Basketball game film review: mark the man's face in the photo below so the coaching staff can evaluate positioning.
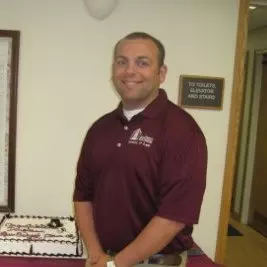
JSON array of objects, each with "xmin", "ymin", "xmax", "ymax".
[{"xmin": 112, "ymin": 38, "xmax": 167, "ymax": 109}]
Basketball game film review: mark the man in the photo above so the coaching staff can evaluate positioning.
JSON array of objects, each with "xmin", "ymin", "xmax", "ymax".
[{"xmin": 73, "ymin": 32, "xmax": 207, "ymax": 267}]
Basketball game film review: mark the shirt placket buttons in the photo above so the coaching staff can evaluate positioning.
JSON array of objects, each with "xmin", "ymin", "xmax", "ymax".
[{"xmin": 117, "ymin": 125, "xmax": 128, "ymax": 148}]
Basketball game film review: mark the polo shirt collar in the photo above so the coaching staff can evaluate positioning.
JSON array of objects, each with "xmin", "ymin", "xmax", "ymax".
[{"xmin": 115, "ymin": 89, "xmax": 168, "ymax": 120}]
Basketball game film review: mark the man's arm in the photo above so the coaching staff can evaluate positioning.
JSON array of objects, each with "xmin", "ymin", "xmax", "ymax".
[
  {"xmin": 114, "ymin": 216, "xmax": 185, "ymax": 267},
  {"xmin": 74, "ymin": 201, "xmax": 107, "ymax": 264}
]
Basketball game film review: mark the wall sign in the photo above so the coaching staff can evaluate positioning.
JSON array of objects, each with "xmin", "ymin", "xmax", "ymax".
[
  {"xmin": 0, "ymin": 30, "xmax": 20, "ymax": 212},
  {"xmin": 178, "ymin": 75, "xmax": 224, "ymax": 110}
]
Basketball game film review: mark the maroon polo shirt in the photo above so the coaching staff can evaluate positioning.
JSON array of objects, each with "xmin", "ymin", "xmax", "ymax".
[{"xmin": 73, "ymin": 89, "xmax": 207, "ymax": 254}]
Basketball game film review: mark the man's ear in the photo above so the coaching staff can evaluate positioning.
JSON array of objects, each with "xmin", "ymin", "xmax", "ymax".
[{"xmin": 159, "ymin": 64, "xmax": 168, "ymax": 83}]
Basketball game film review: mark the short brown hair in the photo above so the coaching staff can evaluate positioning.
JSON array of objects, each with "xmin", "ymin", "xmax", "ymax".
[{"xmin": 114, "ymin": 32, "xmax": 165, "ymax": 67}]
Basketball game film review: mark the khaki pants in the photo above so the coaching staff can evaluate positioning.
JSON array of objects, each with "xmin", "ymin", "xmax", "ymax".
[{"xmin": 135, "ymin": 251, "xmax": 188, "ymax": 267}]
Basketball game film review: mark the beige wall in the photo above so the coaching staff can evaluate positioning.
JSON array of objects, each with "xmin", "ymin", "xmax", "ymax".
[{"xmin": 0, "ymin": 0, "xmax": 239, "ymax": 259}]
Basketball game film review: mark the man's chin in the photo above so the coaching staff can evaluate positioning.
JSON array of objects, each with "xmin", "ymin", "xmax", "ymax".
[
  {"xmin": 118, "ymin": 90, "xmax": 140, "ymax": 100},
  {"xmin": 122, "ymin": 95, "xmax": 140, "ymax": 103}
]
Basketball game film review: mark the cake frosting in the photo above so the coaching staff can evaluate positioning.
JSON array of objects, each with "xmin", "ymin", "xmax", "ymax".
[{"xmin": 0, "ymin": 214, "xmax": 83, "ymax": 257}]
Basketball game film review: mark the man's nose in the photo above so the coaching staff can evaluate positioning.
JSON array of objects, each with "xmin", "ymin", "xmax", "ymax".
[{"xmin": 125, "ymin": 62, "xmax": 136, "ymax": 74}]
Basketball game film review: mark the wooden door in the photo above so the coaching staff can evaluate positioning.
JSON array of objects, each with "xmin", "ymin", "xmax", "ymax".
[{"xmin": 249, "ymin": 53, "xmax": 267, "ymax": 236}]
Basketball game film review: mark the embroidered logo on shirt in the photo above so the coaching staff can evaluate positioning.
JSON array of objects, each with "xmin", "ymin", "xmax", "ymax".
[{"xmin": 129, "ymin": 128, "xmax": 154, "ymax": 147}]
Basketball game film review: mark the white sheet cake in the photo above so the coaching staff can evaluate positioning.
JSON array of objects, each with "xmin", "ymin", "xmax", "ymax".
[{"xmin": 0, "ymin": 214, "xmax": 83, "ymax": 257}]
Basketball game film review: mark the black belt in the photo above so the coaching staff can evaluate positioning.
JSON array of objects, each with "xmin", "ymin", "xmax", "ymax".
[
  {"xmin": 140, "ymin": 253, "xmax": 182, "ymax": 266},
  {"xmin": 106, "ymin": 250, "xmax": 182, "ymax": 266}
]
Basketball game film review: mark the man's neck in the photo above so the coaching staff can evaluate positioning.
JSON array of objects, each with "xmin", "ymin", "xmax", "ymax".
[{"xmin": 122, "ymin": 89, "xmax": 159, "ymax": 110}]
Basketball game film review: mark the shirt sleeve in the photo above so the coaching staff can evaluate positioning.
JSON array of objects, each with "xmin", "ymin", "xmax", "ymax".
[
  {"xmin": 156, "ymin": 129, "xmax": 207, "ymax": 224},
  {"xmin": 73, "ymin": 130, "xmax": 94, "ymax": 202}
]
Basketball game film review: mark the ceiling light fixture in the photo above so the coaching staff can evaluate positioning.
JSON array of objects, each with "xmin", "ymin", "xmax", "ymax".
[{"xmin": 82, "ymin": 0, "xmax": 118, "ymax": 21}]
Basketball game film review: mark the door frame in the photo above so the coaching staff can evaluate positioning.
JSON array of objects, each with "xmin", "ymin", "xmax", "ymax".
[{"xmin": 215, "ymin": 0, "xmax": 249, "ymax": 263}]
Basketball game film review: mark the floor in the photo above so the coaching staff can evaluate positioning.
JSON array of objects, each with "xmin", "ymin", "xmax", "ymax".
[{"xmin": 224, "ymin": 218, "xmax": 267, "ymax": 267}]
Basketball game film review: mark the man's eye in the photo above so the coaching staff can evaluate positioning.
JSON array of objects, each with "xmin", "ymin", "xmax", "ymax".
[
  {"xmin": 115, "ymin": 60, "xmax": 127, "ymax": 66},
  {"xmin": 137, "ymin": 60, "xmax": 149, "ymax": 67}
]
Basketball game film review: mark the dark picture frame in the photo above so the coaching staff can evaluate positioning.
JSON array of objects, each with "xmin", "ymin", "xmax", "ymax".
[{"xmin": 0, "ymin": 30, "xmax": 20, "ymax": 212}]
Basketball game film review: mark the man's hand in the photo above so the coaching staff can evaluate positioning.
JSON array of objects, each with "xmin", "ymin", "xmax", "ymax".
[{"xmin": 85, "ymin": 253, "xmax": 110, "ymax": 267}]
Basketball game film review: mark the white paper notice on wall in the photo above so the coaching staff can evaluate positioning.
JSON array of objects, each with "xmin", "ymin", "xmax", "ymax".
[{"xmin": 0, "ymin": 38, "xmax": 10, "ymax": 206}]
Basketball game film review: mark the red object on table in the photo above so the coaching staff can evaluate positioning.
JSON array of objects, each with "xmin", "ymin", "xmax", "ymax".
[
  {"xmin": 0, "ymin": 255, "xmax": 224, "ymax": 267},
  {"xmin": 187, "ymin": 254, "xmax": 224, "ymax": 267},
  {"xmin": 0, "ymin": 257, "xmax": 85, "ymax": 267}
]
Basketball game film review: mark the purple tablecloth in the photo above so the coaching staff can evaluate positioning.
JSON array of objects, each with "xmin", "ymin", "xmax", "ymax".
[
  {"xmin": 187, "ymin": 255, "xmax": 224, "ymax": 267},
  {"xmin": 0, "ymin": 255, "xmax": 224, "ymax": 267},
  {"xmin": 0, "ymin": 257, "xmax": 85, "ymax": 267}
]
